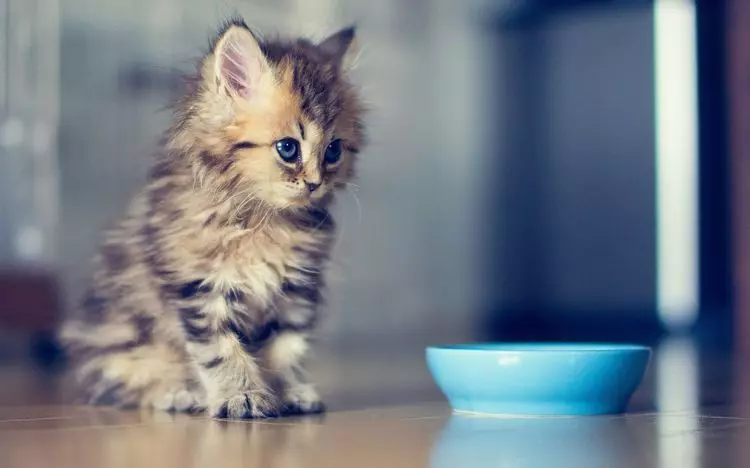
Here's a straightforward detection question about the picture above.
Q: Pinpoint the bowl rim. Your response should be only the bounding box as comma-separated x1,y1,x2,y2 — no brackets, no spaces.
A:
426,342,651,354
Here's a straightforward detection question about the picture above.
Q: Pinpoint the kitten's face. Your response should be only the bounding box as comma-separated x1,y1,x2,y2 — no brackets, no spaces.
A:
179,22,364,210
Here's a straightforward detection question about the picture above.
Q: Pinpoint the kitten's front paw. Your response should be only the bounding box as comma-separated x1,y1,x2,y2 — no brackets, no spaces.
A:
212,392,280,419
153,387,206,413
281,384,326,415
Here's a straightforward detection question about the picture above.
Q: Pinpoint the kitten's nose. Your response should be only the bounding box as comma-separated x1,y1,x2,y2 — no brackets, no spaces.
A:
305,181,321,193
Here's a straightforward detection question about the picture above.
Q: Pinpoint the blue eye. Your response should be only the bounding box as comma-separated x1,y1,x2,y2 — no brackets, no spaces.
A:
324,139,342,165
275,138,299,163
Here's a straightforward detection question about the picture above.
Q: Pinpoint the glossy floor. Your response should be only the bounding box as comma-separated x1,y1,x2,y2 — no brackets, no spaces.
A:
1,337,748,468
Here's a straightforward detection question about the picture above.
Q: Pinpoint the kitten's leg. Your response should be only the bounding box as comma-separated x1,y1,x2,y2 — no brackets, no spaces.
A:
188,333,279,419
268,262,327,415
280,370,325,415
178,296,279,419
62,320,204,412
265,330,325,415
146,378,206,413
92,350,205,412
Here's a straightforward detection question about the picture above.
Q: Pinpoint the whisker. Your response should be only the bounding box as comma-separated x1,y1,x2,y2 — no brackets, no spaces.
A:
329,183,364,254
331,218,346,255
232,193,258,219
242,202,271,233
312,211,331,231
250,205,275,234
346,42,368,72
224,187,263,222
346,185,363,226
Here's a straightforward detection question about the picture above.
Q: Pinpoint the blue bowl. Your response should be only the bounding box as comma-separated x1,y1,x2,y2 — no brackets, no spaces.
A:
426,343,651,416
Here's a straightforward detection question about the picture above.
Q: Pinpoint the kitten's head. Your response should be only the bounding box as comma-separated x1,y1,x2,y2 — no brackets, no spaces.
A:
170,19,365,210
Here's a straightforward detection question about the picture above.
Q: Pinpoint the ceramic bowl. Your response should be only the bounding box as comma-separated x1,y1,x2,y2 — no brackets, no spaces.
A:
426,343,651,416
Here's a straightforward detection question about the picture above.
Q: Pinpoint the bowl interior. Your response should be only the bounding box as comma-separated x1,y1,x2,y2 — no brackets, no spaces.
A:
428,343,650,353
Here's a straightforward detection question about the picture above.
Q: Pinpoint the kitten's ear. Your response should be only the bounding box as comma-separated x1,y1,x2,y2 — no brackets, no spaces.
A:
318,26,357,69
213,25,270,98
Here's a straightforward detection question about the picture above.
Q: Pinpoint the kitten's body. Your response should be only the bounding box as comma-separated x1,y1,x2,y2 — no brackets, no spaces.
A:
60,19,364,418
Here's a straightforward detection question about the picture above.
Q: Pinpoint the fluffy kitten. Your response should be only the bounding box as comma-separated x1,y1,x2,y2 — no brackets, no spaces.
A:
59,19,365,419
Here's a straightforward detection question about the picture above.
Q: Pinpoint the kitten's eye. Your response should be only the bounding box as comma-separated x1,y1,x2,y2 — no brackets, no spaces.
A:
275,138,299,163
324,139,342,165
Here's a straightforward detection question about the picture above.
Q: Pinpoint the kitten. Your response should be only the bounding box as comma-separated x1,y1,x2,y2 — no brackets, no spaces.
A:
59,18,365,419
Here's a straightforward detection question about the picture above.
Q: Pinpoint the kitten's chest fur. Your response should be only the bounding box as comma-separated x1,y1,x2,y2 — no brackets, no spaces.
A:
132,171,334,335
202,222,328,309
161,199,334,330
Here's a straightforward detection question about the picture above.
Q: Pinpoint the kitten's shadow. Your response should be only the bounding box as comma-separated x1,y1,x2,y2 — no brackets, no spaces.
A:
194,414,325,468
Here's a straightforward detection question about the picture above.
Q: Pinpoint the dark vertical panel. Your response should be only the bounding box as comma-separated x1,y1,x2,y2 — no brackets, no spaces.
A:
696,0,732,339
728,0,750,353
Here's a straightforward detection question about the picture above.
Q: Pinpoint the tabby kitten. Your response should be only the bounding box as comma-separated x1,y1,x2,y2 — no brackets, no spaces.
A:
59,19,365,419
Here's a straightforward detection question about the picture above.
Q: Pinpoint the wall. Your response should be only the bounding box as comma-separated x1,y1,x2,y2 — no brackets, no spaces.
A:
56,0,492,341
1,0,662,340
488,5,658,322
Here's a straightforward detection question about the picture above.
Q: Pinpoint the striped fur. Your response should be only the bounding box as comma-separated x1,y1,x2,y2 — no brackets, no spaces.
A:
59,19,365,419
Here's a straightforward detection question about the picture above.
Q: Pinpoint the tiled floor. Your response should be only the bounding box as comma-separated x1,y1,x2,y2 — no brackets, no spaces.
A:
0,337,748,468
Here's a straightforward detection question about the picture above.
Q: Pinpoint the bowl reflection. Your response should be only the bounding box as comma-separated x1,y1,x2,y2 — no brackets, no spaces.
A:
430,413,647,468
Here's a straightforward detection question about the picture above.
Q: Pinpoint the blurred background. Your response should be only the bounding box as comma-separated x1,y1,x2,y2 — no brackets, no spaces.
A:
0,0,744,411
